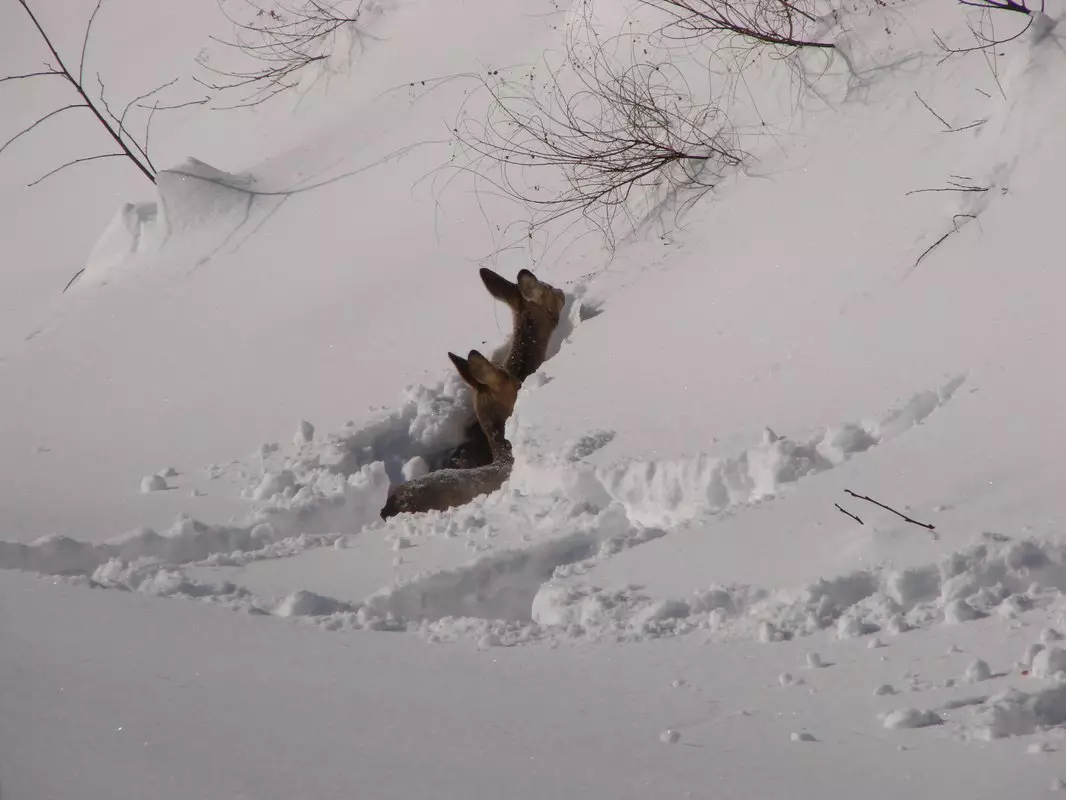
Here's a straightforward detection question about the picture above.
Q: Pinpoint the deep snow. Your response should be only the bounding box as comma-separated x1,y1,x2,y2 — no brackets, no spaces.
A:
3,0,1066,796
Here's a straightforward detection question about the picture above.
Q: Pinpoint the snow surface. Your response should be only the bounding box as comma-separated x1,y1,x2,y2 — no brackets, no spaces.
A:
3,0,1066,796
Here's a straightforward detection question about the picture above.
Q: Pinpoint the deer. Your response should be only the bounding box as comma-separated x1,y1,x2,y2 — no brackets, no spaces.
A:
381,350,520,518
441,268,566,470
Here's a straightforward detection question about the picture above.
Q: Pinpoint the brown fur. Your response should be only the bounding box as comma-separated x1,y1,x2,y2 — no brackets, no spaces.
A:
381,351,520,519
442,268,566,470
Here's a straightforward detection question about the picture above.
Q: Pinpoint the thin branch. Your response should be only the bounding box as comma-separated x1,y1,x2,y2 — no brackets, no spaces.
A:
905,186,988,195
12,0,157,183
79,0,104,86
0,103,87,157
912,213,976,269
914,91,951,130
844,490,937,535
958,0,1032,14
835,504,863,525
28,153,126,187
62,268,86,293
0,69,65,84
640,0,836,50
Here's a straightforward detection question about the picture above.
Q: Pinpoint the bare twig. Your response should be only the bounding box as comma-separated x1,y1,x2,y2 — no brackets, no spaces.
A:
844,490,937,535
446,11,744,251
914,91,951,130
3,0,163,184
78,0,104,85
197,0,369,107
62,268,86,294
835,504,864,525
905,186,988,196
28,153,126,187
640,0,836,50
0,103,88,157
0,69,65,84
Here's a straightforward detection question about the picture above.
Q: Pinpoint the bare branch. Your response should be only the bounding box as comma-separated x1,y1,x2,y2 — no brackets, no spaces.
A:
0,69,66,84
4,0,202,186
844,490,937,537
7,0,157,184
640,0,835,50
445,13,745,252
79,0,105,86
835,504,863,525
198,0,370,107
28,153,126,187
905,186,988,195
0,103,88,157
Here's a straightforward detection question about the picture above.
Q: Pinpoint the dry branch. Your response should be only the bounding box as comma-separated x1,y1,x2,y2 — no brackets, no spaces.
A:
844,489,937,535
448,14,744,250
835,504,864,525
196,0,369,108
640,0,835,50
2,0,203,186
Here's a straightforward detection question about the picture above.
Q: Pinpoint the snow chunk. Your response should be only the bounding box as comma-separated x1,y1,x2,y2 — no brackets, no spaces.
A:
140,474,168,493
964,659,993,683
874,684,897,696
1022,643,1046,669
294,420,315,446
943,599,984,624
660,729,681,744
251,470,297,501
275,590,345,618
971,685,1066,740
1041,628,1064,645
758,621,783,643
883,708,941,729
790,731,816,742
1031,647,1066,679
402,456,429,481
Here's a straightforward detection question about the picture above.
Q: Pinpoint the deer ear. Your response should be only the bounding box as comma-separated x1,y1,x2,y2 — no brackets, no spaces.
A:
448,352,480,389
480,268,521,309
466,349,505,389
516,269,540,302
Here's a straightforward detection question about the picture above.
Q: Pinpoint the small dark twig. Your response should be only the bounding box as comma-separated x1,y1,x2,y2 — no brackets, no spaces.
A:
0,103,88,157
914,91,951,130
958,0,1032,15
844,490,937,535
62,268,86,293
905,186,989,195
835,504,864,525
28,153,126,186
912,213,977,269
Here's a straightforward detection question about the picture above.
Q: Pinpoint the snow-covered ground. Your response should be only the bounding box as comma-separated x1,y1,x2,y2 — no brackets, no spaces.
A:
3,0,1066,796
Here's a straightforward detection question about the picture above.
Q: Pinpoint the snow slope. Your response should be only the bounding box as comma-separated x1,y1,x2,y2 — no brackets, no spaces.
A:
3,0,1066,796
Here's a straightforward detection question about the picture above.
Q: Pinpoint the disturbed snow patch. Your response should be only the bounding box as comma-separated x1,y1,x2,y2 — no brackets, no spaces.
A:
510,375,965,528
528,534,1066,643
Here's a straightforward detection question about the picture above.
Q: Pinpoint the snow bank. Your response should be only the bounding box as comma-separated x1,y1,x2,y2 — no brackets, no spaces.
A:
968,685,1066,740
510,375,965,528
528,534,1066,643
80,202,165,288
76,158,284,290
883,708,942,730
0,462,388,579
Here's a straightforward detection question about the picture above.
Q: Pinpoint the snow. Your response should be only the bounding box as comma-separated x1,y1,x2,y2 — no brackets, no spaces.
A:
963,659,993,683
1031,647,1066,680
5,0,1066,796
883,708,942,730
